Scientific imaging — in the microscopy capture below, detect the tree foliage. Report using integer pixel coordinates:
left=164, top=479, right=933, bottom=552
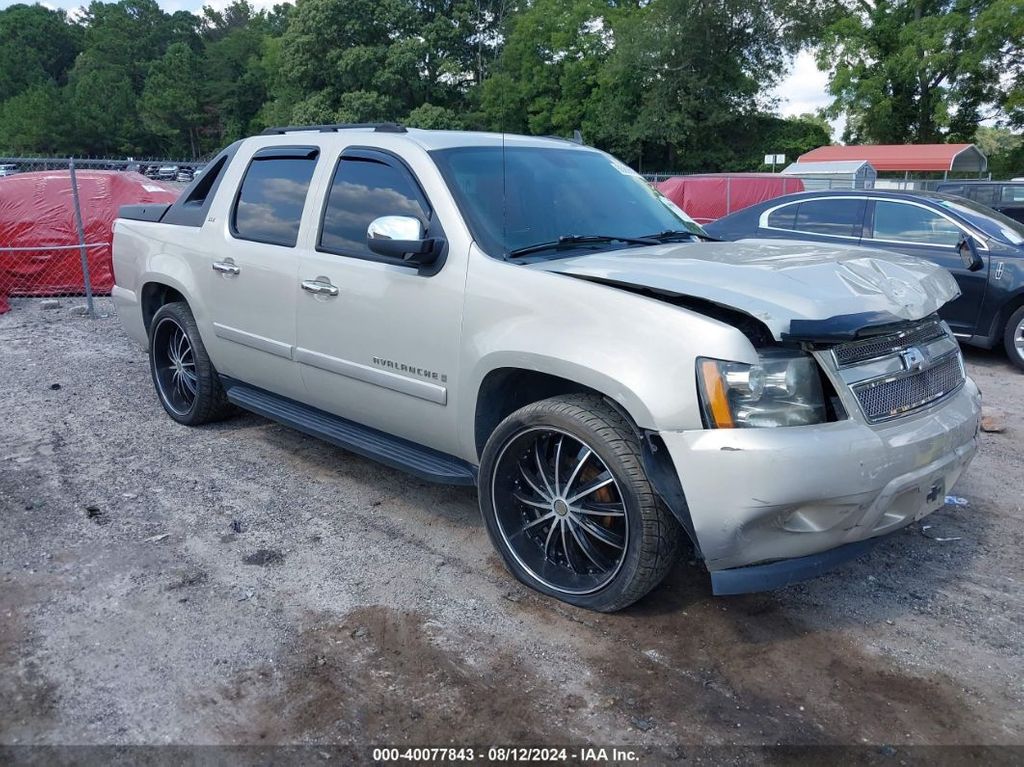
left=816, top=0, right=1024, bottom=144
left=0, top=0, right=1018, bottom=169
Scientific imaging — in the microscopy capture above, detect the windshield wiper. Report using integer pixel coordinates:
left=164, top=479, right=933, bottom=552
left=506, top=234, right=659, bottom=259
left=639, top=229, right=719, bottom=243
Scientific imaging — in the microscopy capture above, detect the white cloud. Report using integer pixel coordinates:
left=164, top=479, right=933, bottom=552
left=771, top=50, right=845, bottom=141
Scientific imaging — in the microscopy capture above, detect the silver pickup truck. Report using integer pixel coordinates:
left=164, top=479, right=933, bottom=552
left=112, top=124, right=981, bottom=612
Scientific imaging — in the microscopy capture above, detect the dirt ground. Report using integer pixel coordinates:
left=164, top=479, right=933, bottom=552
left=1, top=298, right=1022, bottom=756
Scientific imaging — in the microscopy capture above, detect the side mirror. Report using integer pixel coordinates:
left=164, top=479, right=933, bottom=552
left=957, top=234, right=985, bottom=272
left=367, top=215, right=442, bottom=265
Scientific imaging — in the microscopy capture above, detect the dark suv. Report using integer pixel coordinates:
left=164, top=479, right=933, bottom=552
left=705, top=190, right=1024, bottom=370
left=935, top=181, right=1024, bottom=225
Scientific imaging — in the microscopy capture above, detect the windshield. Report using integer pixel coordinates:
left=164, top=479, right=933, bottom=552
left=936, top=197, right=1024, bottom=247
left=431, top=145, right=707, bottom=259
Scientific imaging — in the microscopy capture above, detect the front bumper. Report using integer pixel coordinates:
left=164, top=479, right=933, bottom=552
left=660, top=379, right=981, bottom=583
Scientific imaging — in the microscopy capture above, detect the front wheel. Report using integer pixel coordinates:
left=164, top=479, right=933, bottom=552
left=1004, top=305, right=1024, bottom=372
left=478, top=394, right=682, bottom=612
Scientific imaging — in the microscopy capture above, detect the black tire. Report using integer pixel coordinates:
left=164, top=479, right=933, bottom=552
left=148, top=301, right=234, bottom=425
left=1004, top=305, right=1024, bottom=372
left=478, top=393, right=682, bottom=612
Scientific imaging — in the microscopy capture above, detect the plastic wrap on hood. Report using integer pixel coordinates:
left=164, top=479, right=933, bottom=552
left=0, top=171, right=179, bottom=312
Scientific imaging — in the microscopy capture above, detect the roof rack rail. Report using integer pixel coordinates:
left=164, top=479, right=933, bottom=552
left=260, top=122, right=407, bottom=136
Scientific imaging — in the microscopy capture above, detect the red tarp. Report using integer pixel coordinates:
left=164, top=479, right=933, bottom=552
left=656, top=174, right=805, bottom=224
left=0, top=171, right=179, bottom=312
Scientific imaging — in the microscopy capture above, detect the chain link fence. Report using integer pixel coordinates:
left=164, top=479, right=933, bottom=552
left=0, top=156, right=190, bottom=317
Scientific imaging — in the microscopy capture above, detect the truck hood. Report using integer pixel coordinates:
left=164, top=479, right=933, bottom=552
left=528, top=239, right=960, bottom=341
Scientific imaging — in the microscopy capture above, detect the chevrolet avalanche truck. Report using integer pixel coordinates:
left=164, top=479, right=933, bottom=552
left=112, top=124, right=981, bottom=612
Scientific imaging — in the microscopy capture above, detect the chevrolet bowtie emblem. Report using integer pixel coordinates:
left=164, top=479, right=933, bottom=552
left=900, top=346, right=926, bottom=371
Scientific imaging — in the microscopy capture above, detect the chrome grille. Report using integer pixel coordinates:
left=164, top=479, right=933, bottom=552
left=832, top=319, right=946, bottom=368
left=853, top=352, right=965, bottom=423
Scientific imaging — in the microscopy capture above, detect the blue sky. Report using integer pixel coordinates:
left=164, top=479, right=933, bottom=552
left=6, top=0, right=838, bottom=137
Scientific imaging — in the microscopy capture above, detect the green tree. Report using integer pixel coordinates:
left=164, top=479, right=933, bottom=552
left=405, top=102, right=464, bottom=129
left=750, top=115, right=832, bottom=169
left=66, top=57, right=141, bottom=155
left=817, top=0, right=1022, bottom=144
left=0, top=4, right=81, bottom=102
left=274, top=0, right=497, bottom=126
left=0, top=82, right=68, bottom=153
left=79, top=0, right=196, bottom=94
left=139, top=42, right=204, bottom=157
left=975, top=0, right=1024, bottom=130
left=199, top=2, right=277, bottom=146
left=479, top=0, right=613, bottom=137
left=976, top=126, right=1024, bottom=178
left=586, top=0, right=803, bottom=170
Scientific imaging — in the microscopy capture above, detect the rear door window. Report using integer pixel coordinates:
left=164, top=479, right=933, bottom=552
left=968, top=184, right=999, bottom=206
left=766, top=203, right=798, bottom=230
left=1001, top=185, right=1024, bottom=203
left=870, top=201, right=962, bottom=246
left=793, top=198, right=865, bottom=237
left=232, top=148, right=319, bottom=247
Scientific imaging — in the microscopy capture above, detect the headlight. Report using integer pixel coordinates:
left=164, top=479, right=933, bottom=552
left=697, top=351, right=827, bottom=428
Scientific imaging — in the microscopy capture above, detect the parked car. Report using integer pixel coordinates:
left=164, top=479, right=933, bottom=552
left=155, top=165, right=179, bottom=180
left=935, top=180, right=1024, bottom=225
left=705, top=189, right=1024, bottom=370
left=111, top=125, right=980, bottom=611
left=0, top=163, right=19, bottom=177
left=175, top=168, right=194, bottom=183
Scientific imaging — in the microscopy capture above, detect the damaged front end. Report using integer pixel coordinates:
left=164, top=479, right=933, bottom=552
left=534, top=243, right=981, bottom=593
left=665, top=314, right=981, bottom=594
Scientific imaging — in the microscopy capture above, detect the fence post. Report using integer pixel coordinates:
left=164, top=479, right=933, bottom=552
left=68, top=158, right=95, bottom=318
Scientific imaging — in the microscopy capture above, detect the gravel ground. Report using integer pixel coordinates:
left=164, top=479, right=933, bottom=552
left=1, top=298, right=1022, bottom=754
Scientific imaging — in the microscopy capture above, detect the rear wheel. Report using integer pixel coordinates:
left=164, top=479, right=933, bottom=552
left=479, top=394, right=681, bottom=612
left=1004, top=305, right=1024, bottom=372
left=149, top=301, right=234, bottom=425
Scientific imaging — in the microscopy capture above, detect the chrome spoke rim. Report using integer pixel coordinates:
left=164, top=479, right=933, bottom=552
left=492, top=427, right=629, bottom=596
left=152, top=317, right=197, bottom=416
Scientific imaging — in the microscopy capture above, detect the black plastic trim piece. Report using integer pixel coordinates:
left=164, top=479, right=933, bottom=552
left=118, top=203, right=172, bottom=223
left=252, top=146, right=320, bottom=160
left=782, top=311, right=911, bottom=343
left=260, top=123, right=407, bottom=135
left=160, top=141, right=242, bottom=228
left=221, top=379, right=477, bottom=485
left=640, top=431, right=702, bottom=559
left=710, top=537, right=878, bottom=595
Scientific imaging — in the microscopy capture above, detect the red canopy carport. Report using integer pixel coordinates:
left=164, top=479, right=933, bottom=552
left=0, top=171, right=179, bottom=312
left=797, top=144, right=987, bottom=174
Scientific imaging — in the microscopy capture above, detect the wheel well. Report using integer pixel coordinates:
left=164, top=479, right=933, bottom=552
left=140, top=283, right=186, bottom=333
left=473, top=367, right=702, bottom=558
left=474, top=368, right=598, bottom=458
left=996, top=293, right=1024, bottom=340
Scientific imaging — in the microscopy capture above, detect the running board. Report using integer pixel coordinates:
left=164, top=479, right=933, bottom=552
left=223, top=381, right=477, bottom=486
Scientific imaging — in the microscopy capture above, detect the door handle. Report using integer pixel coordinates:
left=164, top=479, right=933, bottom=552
left=212, top=260, right=240, bottom=275
left=301, top=279, right=339, bottom=297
